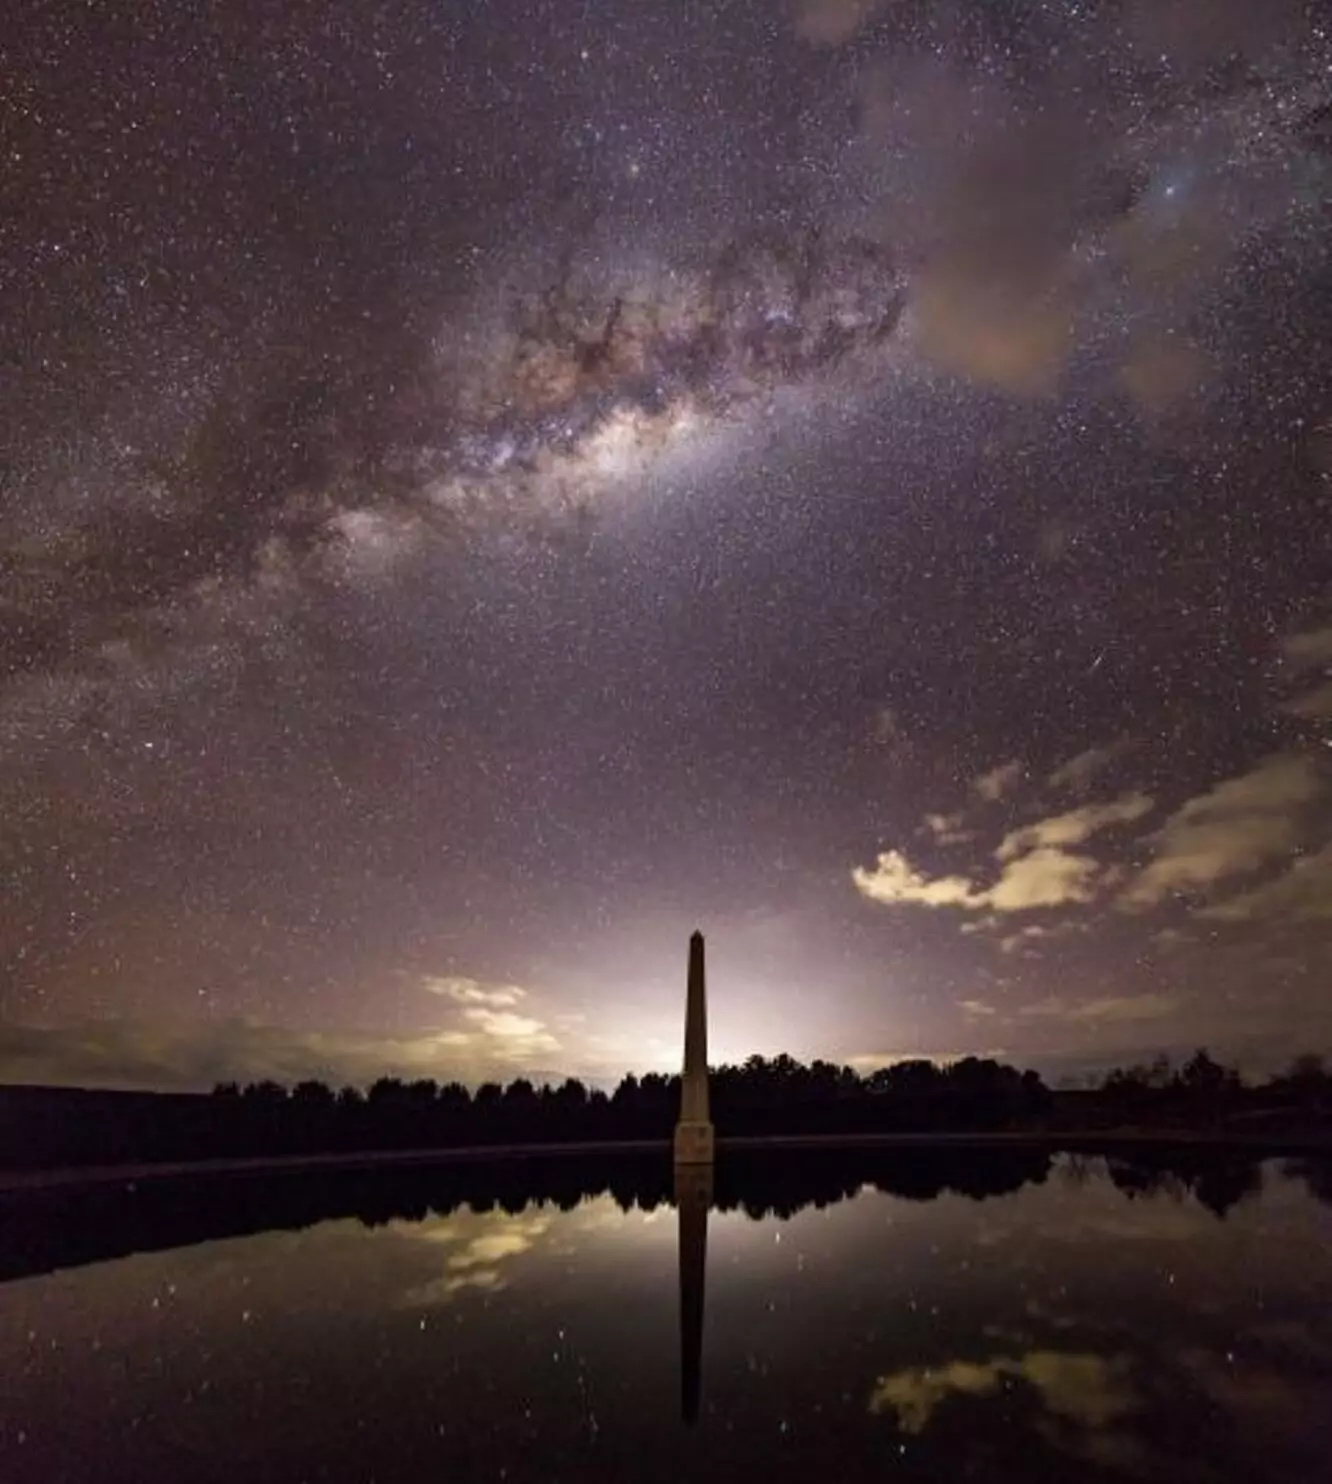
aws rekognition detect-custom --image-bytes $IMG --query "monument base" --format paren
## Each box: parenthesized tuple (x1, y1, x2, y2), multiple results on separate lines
(673, 1120, 715, 1164)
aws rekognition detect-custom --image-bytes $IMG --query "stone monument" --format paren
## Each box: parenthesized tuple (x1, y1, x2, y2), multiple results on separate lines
(673, 929, 714, 1164)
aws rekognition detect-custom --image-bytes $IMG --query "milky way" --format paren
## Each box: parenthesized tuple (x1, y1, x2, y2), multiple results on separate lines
(396, 232, 907, 521)
(2, 0, 1331, 1090)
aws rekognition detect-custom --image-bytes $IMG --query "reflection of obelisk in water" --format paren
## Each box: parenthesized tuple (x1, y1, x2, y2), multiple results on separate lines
(675, 1160, 711, 1426)
(673, 930, 714, 1164)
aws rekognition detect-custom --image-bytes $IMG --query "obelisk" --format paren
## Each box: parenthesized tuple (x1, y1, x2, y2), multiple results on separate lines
(673, 929, 714, 1164)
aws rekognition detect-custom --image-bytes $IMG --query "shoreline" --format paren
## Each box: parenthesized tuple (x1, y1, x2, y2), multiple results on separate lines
(2, 1127, 1328, 1198)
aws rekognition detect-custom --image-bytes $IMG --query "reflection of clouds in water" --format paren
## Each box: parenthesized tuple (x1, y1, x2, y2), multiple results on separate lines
(391, 1194, 668, 1305)
(394, 1209, 554, 1306)
(1246, 1319, 1332, 1366)
(978, 1209, 1207, 1246)
(1177, 1349, 1308, 1430)
(869, 1350, 1138, 1433)
(870, 1341, 1332, 1478)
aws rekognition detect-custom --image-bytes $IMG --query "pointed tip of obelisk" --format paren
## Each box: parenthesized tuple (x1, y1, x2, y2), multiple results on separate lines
(690, 927, 704, 944)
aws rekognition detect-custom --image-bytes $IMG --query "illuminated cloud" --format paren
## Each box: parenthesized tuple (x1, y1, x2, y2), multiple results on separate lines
(1282, 626, 1332, 675)
(853, 850, 986, 909)
(985, 847, 1101, 910)
(458, 1007, 562, 1061)
(997, 922, 1086, 956)
(996, 793, 1154, 862)
(1284, 681, 1332, 719)
(975, 760, 1024, 803)
(1018, 993, 1180, 1024)
(0, 1014, 569, 1092)
(912, 263, 1078, 398)
(853, 845, 1101, 913)
(1199, 844, 1332, 924)
(423, 975, 527, 1008)
(847, 1047, 1009, 1074)
(1280, 626, 1332, 717)
(869, 1351, 1138, 1433)
(1121, 754, 1323, 908)
(959, 999, 998, 1018)
(923, 811, 973, 845)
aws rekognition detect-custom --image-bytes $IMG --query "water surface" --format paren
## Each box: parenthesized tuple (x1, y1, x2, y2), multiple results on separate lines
(2, 1150, 1329, 1482)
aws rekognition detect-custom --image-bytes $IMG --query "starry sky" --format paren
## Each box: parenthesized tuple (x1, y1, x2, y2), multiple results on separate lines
(3, 0, 1331, 1092)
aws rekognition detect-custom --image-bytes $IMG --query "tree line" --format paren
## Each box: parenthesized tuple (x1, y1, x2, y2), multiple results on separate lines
(1092, 1048, 1331, 1107)
(2, 1047, 1325, 1173)
(206, 1052, 1054, 1153)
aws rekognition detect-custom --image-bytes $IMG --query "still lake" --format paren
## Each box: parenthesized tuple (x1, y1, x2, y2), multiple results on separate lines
(1, 1149, 1329, 1482)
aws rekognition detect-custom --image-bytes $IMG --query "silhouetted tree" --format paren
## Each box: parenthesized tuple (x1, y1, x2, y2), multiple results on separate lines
(1178, 1048, 1239, 1099)
(292, 1080, 335, 1106)
(242, 1080, 287, 1105)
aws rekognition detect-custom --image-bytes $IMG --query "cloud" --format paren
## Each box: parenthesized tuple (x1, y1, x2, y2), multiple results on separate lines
(857, 792, 1150, 920)
(1048, 742, 1127, 794)
(1018, 993, 1180, 1024)
(1284, 681, 1332, 719)
(791, 0, 883, 46)
(923, 810, 973, 845)
(869, 1351, 1138, 1433)
(975, 760, 1024, 802)
(1280, 627, 1332, 717)
(1282, 626, 1332, 676)
(959, 999, 997, 1018)
(996, 792, 1154, 862)
(847, 1047, 1009, 1074)
(1200, 844, 1332, 924)
(852, 851, 986, 909)
(1119, 331, 1209, 418)
(1121, 754, 1324, 908)
(854, 844, 1101, 913)
(458, 1007, 561, 1060)
(422, 975, 526, 1008)
(0, 1011, 566, 1092)
(998, 922, 1086, 955)
(985, 848, 1101, 911)
(912, 263, 1078, 398)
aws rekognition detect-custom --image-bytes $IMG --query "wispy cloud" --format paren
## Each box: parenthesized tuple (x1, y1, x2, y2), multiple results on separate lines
(997, 921, 1087, 955)
(1047, 741, 1130, 793)
(422, 975, 526, 1008)
(996, 793, 1154, 862)
(1120, 754, 1323, 909)
(923, 810, 973, 845)
(975, 760, 1024, 803)
(0, 996, 567, 1092)
(1278, 627, 1332, 718)
(1017, 993, 1180, 1025)
(1199, 843, 1332, 924)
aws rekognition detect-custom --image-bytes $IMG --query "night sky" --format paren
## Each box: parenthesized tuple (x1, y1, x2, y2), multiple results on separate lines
(3, 0, 1330, 1092)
